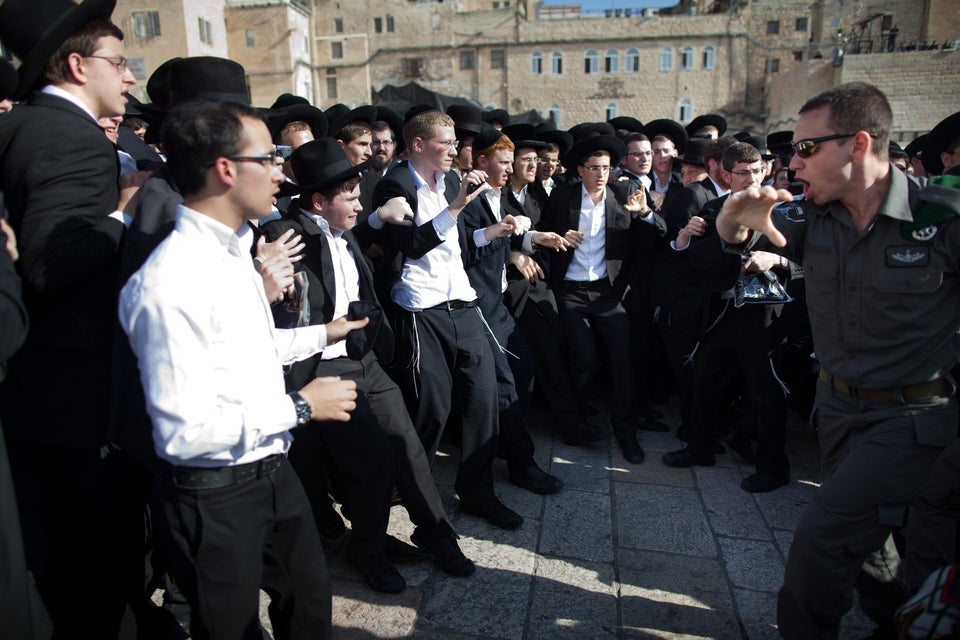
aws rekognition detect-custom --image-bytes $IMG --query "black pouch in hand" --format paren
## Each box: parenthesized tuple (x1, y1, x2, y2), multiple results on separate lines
(346, 300, 383, 360)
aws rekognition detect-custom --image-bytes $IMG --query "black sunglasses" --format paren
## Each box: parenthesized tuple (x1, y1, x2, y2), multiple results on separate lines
(791, 132, 876, 159)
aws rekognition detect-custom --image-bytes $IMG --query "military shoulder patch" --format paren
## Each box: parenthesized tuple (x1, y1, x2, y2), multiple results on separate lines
(901, 174, 960, 241)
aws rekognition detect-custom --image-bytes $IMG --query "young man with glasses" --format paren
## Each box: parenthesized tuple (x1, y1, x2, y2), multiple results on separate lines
(536, 142, 563, 195)
(0, 3, 148, 634)
(717, 82, 960, 639)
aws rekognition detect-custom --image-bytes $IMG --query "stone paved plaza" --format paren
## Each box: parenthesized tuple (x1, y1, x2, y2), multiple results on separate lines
(305, 400, 877, 640)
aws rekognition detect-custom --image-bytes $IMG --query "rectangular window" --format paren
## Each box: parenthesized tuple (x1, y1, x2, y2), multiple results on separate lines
(205, 20, 212, 46)
(331, 41, 343, 59)
(460, 50, 475, 70)
(767, 20, 780, 35)
(326, 77, 337, 100)
(493, 1, 500, 7)
(386, 15, 394, 32)
(374, 17, 382, 33)
(490, 49, 505, 69)
(403, 57, 424, 77)
(793, 50, 803, 61)
(245, 29, 256, 48)
(334, 18, 343, 33)
(795, 17, 808, 32)
(765, 58, 780, 73)
(881, 15, 893, 31)
(132, 11, 161, 38)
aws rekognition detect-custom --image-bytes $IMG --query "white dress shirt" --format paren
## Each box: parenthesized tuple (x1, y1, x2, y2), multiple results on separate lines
(304, 209, 360, 360)
(564, 185, 608, 282)
(119, 205, 330, 467)
(391, 163, 478, 311)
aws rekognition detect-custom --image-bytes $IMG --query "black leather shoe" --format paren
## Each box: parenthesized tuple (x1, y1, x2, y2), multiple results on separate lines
(633, 416, 671, 432)
(461, 496, 523, 530)
(740, 472, 789, 493)
(676, 426, 691, 442)
(411, 530, 476, 577)
(637, 406, 664, 420)
(384, 534, 431, 563)
(350, 551, 406, 594)
(662, 447, 716, 468)
(616, 434, 646, 464)
(563, 424, 610, 446)
(509, 464, 564, 495)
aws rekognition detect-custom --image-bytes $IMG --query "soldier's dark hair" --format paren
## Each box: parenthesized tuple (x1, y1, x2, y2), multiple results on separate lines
(162, 100, 262, 196)
(800, 82, 891, 160)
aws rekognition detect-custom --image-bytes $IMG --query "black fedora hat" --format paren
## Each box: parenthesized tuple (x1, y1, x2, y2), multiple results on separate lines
(569, 121, 616, 142)
(482, 108, 510, 128)
(446, 104, 483, 135)
(904, 134, 927, 160)
(404, 103, 437, 124)
(0, 0, 117, 100)
(766, 130, 794, 154)
(472, 125, 503, 155)
(608, 116, 645, 134)
(290, 137, 374, 193)
(742, 134, 777, 161)
(375, 106, 403, 138)
(538, 128, 574, 157)
(267, 94, 328, 142)
(921, 111, 960, 176)
(685, 113, 727, 138)
(138, 57, 250, 119)
(0, 59, 19, 101)
(502, 123, 545, 151)
(562, 133, 626, 172)
(325, 103, 378, 138)
(678, 137, 710, 167)
(645, 118, 689, 154)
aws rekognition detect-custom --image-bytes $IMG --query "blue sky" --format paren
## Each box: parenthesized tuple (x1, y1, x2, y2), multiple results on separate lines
(540, 0, 679, 13)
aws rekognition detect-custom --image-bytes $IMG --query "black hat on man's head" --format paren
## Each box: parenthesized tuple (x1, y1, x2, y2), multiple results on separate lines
(904, 134, 927, 160)
(0, 0, 117, 100)
(921, 111, 960, 176)
(404, 103, 436, 124)
(678, 137, 710, 167)
(608, 116, 645, 134)
(325, 104, 377, 138)
(645, 118, 689, 154)
(290, 137, 374, 193)
(472, 125, 503, 155)
(446, 104, 483, 136)
(742, 134, 777, 161)
(503, 123, 545, 151)
(482, 108, 510, 128)
(538, 128, 574, 157)
(267, 94, 327, 142)
(685, 113, 727, 138)
(562, 133, 626, 172)
(766, 130, 794, 155)
(568, 122, 616, 143)
(139, 57, 250, 118)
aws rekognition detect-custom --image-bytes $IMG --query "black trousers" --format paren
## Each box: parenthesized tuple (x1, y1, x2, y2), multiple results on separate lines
(557, 280, 636, 435)
(156, 458, 331, 640)
(396, 306, 498, 508)
(6, 437, 144, 640)
(657, 309, 701, 434)
(313, 354, 454, 540)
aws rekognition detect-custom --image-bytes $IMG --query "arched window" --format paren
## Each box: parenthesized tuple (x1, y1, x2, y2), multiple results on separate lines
(604, 49, 619, 73)
(679, 99, 693, 123)
(703, 45, 716, 69)
(551, 52, 563, 75)
(624, 48, 640, 73)
(659, 47, 673, 71)
(681, 46, 694, 70)
(549, 105, 561, 126)
(531, 51, 542, 75)
(584, 50, 599, 74)
(605, 103, 617, 120)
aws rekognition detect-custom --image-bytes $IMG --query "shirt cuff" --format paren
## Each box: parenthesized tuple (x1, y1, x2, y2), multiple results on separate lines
(367, 211, 386, 230)
(109, 210, 132, 228)
(670, 240, 690, 251)
(432, 209, 457, 237)
(521, 232, 535, 254)
(473, 228, 490, 247)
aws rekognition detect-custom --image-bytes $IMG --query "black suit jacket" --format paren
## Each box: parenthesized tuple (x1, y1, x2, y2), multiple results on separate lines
(262, 207, 396, 390)
(0, 92, 123, 446)
(539, 181, 665, 297)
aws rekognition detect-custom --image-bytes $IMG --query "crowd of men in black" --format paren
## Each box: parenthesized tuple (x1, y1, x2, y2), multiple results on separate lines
(2, 1, 960, 639)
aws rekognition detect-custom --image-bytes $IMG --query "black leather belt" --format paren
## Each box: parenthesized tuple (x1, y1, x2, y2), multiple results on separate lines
(425, 299, 478, 311)
(561, 278, 608, 291)
(819, 368, 951, 403)
(161, 454, 286, 489)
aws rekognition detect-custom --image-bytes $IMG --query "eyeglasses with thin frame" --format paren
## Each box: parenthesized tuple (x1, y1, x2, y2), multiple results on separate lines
(729, 167, 766, 178)
(84, 55, 129, 73)
(791, 132, 876, 159)
(517, 156, 542, 165)
(430, 138, 459, 149)
(627, 150, 653, 158)
(582, 164, 611, 173)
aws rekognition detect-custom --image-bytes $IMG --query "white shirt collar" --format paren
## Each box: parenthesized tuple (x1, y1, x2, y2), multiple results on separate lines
(39, 85, 98, 123)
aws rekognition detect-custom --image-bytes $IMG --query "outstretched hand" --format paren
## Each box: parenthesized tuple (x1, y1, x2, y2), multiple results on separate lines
(718, 186, 793, 247)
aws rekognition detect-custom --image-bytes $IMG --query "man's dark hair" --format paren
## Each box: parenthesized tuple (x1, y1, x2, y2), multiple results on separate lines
(539, 142, 560, 155)
(162, 101, 262, 197)
(722, 142, 761, 171)
(297, 175, 362, 209)
(337, 121, 372, 145)
(370, 120, 394, 138)
(40, 18, 124, 87)
(705, 136, 737, 164)
(800, 82, 892, 159)
(622, 132, 650, 145)
(121, 116, 148, 131)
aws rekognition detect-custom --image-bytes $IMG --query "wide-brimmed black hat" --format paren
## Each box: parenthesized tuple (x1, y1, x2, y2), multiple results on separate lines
(267, 94, 328, 142)
(374, 105, 405, 153)
(562, 133, 626, 172)
(0, 59, 19, 101)
(0, 0, 117, 100)
(921, 111, 960, 176)
(678, 137, 710, 166)
(472, 125, 503, 154)
(502, 123, 545, 151)
(482, 108, 510, 128)
(404, 103, 437, 124)
(290, 137, 374, 193)
(568, 121, 616, 143)
(685, 113, 727, 138)
(645, 118, 689, 154)
(446, 104, 483, 136)
(904, 134, 927, 160)
(766, 130, 794, 154)
(608, 116, 645, 134)
(537, 128, 574, 157)
(138, 57, 250, 119)
(325, 104, 378, 138)
(742, 134, 777, 161)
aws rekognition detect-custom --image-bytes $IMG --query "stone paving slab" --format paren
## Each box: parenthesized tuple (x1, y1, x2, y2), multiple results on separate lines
(616, 483, 718, 558)
(528, 557, 618, 639)
(695, 467, 772, 541)
(717, 538, 785, 592)
(539, 488, 614, 562)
